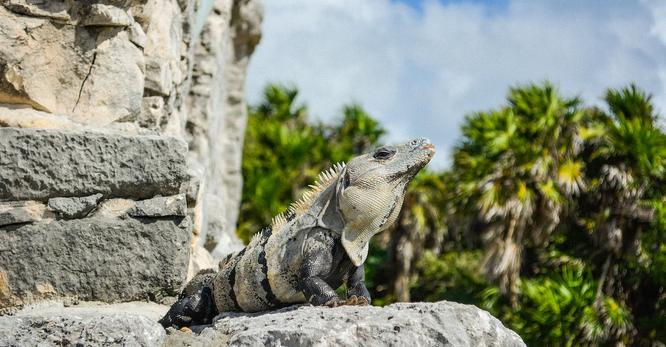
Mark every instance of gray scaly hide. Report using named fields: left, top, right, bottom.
left=160, top=138, right=435, bottom=328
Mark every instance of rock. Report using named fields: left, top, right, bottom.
left=186, top=245, right=216, bottom=281
left=145, top=60, right=175, bottom=97
left=0, top=218, right=191, bottom=309
left=0, top=128, right=188, bottom=201
left=140, top=96, right=166, bottom=129
left=0, top=104, right=82, bottom=129
left=2, top=0, right=71, bottom=21
left=89, top=195, right=187, bottom=219
left=0, top=301, right=168, bottom=347
left=128, top=21, right=148, bottom=48
left=129, top=194, right=188, bottom=217
left=0, top=6, right=144, bottom=125
left=90, top=198, right=135, bottom=218
left=164, top=301, right=525, bottom=347
left=0, top=201, right=53, bottom=226
left=0, top=300, right=525, bottom=347
left=15, top=300, right=169, bottom=322
left=81, top=4, right=132, bottom=27
left=0, top=0, right=265, bottom=321
left=72, top=27, right=145, bottom=123
left=0, top=6, right=90, bottom=112
left=184, top=0, right=263, bottom=257
left=47, top=194, right=103, bottom=219
left=142, top=0, right=182, bottom=96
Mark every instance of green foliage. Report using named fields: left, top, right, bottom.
left=410, top=250, right=488, bottom=304
left=483, top=265, right=632, bottom=347
left=239, top=82, right=665, bottom=346
left=452, top=82, right=587, bottom=298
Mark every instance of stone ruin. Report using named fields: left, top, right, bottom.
left=0, top=0, right=262, bottom=312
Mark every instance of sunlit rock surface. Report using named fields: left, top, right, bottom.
left=0, top=301, right=525, bottom=347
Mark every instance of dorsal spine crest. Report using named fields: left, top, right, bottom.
left=270, top=162, right=346, bottom=231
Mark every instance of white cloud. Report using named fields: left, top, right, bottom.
left=246, top=0, right=666, bottom=168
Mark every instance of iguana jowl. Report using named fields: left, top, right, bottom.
left=160, top=138, right=435, bottom=328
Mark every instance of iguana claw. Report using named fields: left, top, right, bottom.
left=345, top=295, right=369, bottom=306
left=324, top=295, right=369, bottom=307
left=324, top=298, right=345, bottom=307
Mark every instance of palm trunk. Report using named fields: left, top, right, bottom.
left=594, top=254, right=612, bottom=309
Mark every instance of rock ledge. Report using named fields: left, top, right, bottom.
left=0, top=300, right=525, bottom=347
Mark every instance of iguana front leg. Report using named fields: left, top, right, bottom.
left=299, top=228, right=347, bottom=306
left=345, top=264, right=371, bottom=305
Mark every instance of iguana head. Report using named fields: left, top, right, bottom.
left=337, top=138, right=435, bottom=266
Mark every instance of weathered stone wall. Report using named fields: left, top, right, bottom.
left=0, top=0, right=262, bottom=311
left=0, top=128, right=192, bottom=311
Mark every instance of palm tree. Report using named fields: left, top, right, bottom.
left=375, top=172, right=450, bottom=302
left=578, top=85, right=665, bottom=341
left=452, top=82, right=586, bottom=301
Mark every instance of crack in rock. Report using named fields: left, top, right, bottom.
left=72, top=51, right=97, bottom=113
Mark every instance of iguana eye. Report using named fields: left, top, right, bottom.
left=373, top=147, right=395, bottom=160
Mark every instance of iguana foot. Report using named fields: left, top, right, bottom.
left=324, top=297, right=345, bottom=307
left=159, top=276, right=217, bottom=329
left=345, top=295, right=369, bottom=306
left=324, top=295, right=369, bottom=307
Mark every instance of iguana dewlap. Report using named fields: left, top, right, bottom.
left=160, top=138, right=435, bottom=328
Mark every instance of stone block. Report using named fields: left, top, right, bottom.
left=47, top=194, right=103, bottom=219
left=0, top=301, right=167, bottom=347
left=0, top=201, right=53, bottom=227
left=0, top=218, right=191, bottom=309
left=0, top=128, right=188, bottom=201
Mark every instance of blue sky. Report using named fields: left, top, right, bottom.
left=246, top=0, right=666, bottom=168
left=395, top=0, right=507, bottom=12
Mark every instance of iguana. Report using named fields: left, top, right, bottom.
left=159, top=138, right=435, bottom=328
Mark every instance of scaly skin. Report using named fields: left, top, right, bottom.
left=160, top=138, right=435, bottom=328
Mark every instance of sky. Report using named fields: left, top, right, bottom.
left=246, top=0, right=666, bottom=168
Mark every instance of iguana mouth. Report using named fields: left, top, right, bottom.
left=387, top=142, right=435, bottom=182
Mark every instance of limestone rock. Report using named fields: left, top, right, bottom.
left=142, top=0, right=182, bottom=96
left=0, top=301, right=168, bottom=347
left=0, top=218, right=191, bottom=309
left=0, top=0, right=265, bottom=318
left=81, top=4, right=132, bottom=27
left=0, top=104, right=82, bottom=129
left=129, top=194, right=188, bottom=217
left=128, top=21, right=148, bottom=48
left=72, top=27, right=145, bottom=123
left=140, top=96, right=166, bottom=129
left=89, top=195, right=187, bottom=219
left=0, top=201, right=53, bottom=227
left=47, top=194, right=103, bottom=219
left=0, top=301, right=524, bottom=347
left=186, top=245, right=216, bottom=281
left=165, top=301, right=525, bottom=347
left=184, top=0, right=263, bottom=257
left=91, top=198, right=136, bottom=219
left=0, top=128, right=188, bottom=201
left=0, top=6, right=144, bottom=125
left=2, top=0, right=71, bottom=21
